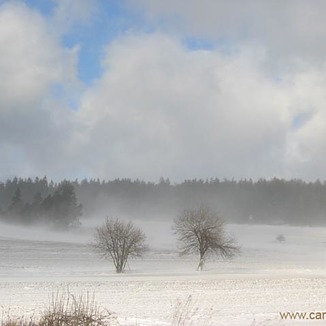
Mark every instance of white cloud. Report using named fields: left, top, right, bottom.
left=130, top=0, right=326, bottom=66
left=284, top=69, right=326, bottom=176
left=52, top=0, right=98, bottom=35
left=0, top=3, right=61, bottom=108
left=73, top=34, right=306, bottom=181
left=0, top=2, right=79, bottom=179
left=2, top=2, right=326, bottom=182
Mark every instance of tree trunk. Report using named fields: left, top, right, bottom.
left=197, top=256, right=205, bottom=271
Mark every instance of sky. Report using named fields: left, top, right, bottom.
left=1, top=0, right=326, bottom=182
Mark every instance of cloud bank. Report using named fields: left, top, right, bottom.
left=1, top=1, right=326, bottom=181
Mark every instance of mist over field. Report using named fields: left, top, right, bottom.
left=2, top=218, right=326, bottom=325
left=2, top=178, right=326, bottom=325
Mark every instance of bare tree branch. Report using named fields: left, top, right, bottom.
left=173, top=205, right=240, bottom=271
left=92, top=217, right=148, bottom=273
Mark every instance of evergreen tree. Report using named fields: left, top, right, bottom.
left=7, top=187, right=24, bottom=220
left=44, top=181, right=82, bottom=227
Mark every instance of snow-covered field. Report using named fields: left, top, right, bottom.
left=1, top=219, right=326, bottom=325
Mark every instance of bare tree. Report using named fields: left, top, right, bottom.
left=93, top=218, right=148, bottom=273
left=173, top=205, right=239, bottom=271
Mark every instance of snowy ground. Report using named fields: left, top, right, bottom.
left=1, top=219, right=326, bottom=325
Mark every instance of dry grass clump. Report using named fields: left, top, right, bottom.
left=1, top=314, right=37, bottom=326
left=171, top=295, right=214, bottom=326
left=1, top=320, right=36, bottom=326
left=39, top=291, right=117, bottom=326
left=1, top=306, right=37, bottom=326
left=1, top=291, right=116, bottom=326
left=172, top=295, right=198, bottom=326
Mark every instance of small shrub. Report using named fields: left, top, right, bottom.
left=276, top=234, right=286, bottom=243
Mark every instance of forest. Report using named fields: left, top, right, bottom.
left=0, top=176, right=326, bottom=226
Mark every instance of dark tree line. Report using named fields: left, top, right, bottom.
left=1, top=176, right=326, bottom=226
left=0, top=178, right=82, bottom=227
